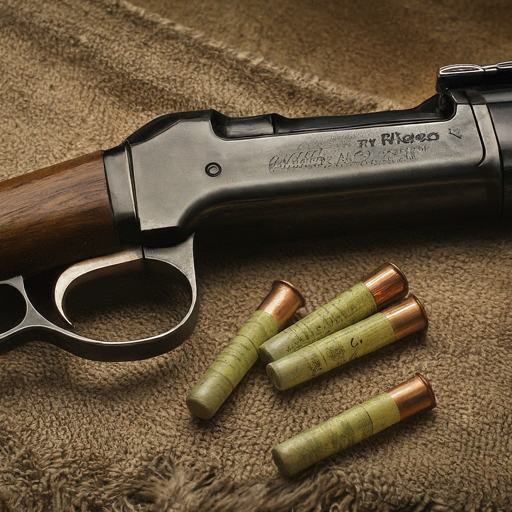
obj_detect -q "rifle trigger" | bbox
[0,236,197,360]
[54,247,144,326]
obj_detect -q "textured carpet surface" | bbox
[1,0,512,510]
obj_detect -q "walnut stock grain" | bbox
[0,151,120,279]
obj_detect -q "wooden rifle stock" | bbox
[0,151,120,279]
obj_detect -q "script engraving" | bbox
[269,139,432,172]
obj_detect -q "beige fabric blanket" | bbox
[1,1,512,510]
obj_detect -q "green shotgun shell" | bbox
[266,295,427,391]
[186,281,305,419]
[272,373,436,478]
[258,263,408,364]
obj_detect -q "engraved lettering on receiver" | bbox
[380,131,440,146]
[268,142,330,171]
[358,139,377,148]
[382,145,430,163]
[269,141,431,172]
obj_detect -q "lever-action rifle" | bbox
[1,62,510,360]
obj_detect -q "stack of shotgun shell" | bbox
[186,263,436,478]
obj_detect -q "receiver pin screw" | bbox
[205,162,222,177]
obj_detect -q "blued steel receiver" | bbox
[0,61,511,360]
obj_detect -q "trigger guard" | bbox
[0,236,199,361]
